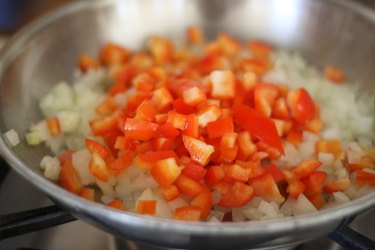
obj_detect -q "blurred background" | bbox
[0,0,74,34]
[0,0,374,36]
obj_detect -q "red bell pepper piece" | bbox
[264,164,286,183]
[59,159,82,194]
[107,199,126,210]
[174,174,204,198]
[174,205,201,221]
[191,189,212,219]
[182,161,207,181]
[123,118,159,141]
[151,158,182,187]
[137,200,157,215]
[250,173,284,204]
[218,182,254,208]
[182,135,215,166]
[287,88,316,124]
[233,104,284,154]
[206,117,234,139]
[302,171,327,196]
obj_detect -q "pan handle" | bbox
[329,224,375,250]
[0,205,76,241]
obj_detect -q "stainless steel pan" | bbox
[0,0,375,249]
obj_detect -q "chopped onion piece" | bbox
[294,194,317,215]
[3,129,20,147]
[333,192,350,204]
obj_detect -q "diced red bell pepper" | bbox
[253,84,279,117]
[107,199,126,210]
[151,87,174,111]
[135,101,157,122]
[158,123,180,139]
[79,187,95,201]
[248,41,272,58]
[187,26,203,45]
[293,159,322,179]
[250,173,284,203]
[148,36,173,64]
[108,151,133,176]
[233,104,284,154]
[123,118,159,141]
[151,137,174,151]
[206,117,234,139]
[286,128,302,145]
[182,161,207,181]
[256,141,281,160]
[58,150,75,166]
[182,135,215,166]
[89,152,110,182]
[59,159,82,194]
[135,141,152,154]
[315,140,342,159]
[240,72,257,91]
[264,164,286,183]
[287,88,316,124]
[218,182,254,208]
[46,117,61,137]
[220,132,238,150]
[159,185,180,201]
[78,54,100,73]
[286,179,305,198]
[174,174,204,198]
[236,161,266,180]
[85,138,111,159]
[306,192,327,209]
[172,98,196,115]
[90,113,119,137]
[134,150,179,170]
[324,66,344,84]
[137,200,157,215]
[272,97,290,119]
[174,205,201,221]
[96,97,116,116]
[217,33,241,56]
[356,171,375,187]
[225,164,250,183]
[323,178,350,194]
[133,73,155,92]
[151,157,182,187]
[114,136,136,151]
[240,58,270,76]
[204,165,225,186]
[197,105,221,127]
[302,171,327,196]
[273,119,292,137]
[210,70,236,99]
[100,43,130,66]
[237,131,257,159]
[305,119,323,134]
[212,180,232,194]
[191,189,212,219]
[183,114,199,138]
[219,144,239,163]
[182,86,207,106]
[167,111,188,130]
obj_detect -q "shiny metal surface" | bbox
[0,0,374,249]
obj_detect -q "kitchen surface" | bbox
[0,0,375,249]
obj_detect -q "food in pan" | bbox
[25,27,375,221]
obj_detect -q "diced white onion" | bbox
[3,129,20,147]
[294,194,317,215]
[72,149,95,185]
